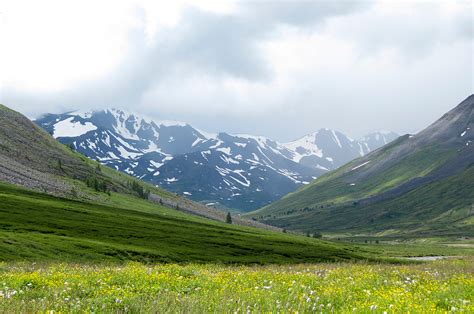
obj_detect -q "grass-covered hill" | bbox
[0,104,377,263]
[0,182,374,263]
[248,95,474,238]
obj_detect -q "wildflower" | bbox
[370,305,377,310]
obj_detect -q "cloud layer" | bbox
[1,0,472,140]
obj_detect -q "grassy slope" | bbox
[0,182,381,264]
[252,140,453,215]
[248,137,473,236]
[258,164,473,236]
[248,97,473,236]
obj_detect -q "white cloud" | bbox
[1,0,472,140]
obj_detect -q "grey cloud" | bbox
[2,1,471,141]
[4,1,373,113]
[330,1,473,58]
[242,0,373,26]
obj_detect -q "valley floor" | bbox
[0,258,472,313]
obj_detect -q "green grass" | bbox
[0,258,472,312]
[248,142,473,238]
[0,182,382,264]
[252,145,456,216]
[258,165,474,238]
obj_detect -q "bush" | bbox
[128,181,150,200]
[85,176,108,193]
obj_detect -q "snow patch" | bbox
[351,160,370,171]
[331,130,342,148]
[283,132,323,162]
[150,161,164,168]
[192,137,203,147]
[221,155,239,165]
[216,147,231,155]
[54,117,97,138]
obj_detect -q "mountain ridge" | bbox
[247,95,474,237]
[35,108,398,211]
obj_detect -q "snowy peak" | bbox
[359,131,400,152]
[35,108,398,211]
[282,128,398,171]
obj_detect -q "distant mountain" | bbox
[248,95,474,237]
[282,129,399,171]
[35,109,398,211]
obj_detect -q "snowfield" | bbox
[53,117,97,138]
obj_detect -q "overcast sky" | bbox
[0,0,472,141]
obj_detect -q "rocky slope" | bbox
[248,95,474,237]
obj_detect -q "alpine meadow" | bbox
[0,0,473,313]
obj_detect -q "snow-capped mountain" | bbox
[35,109,398,211]
[146,133,323,211]
[282,129,400,171]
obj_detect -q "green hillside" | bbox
[0,182,376,263]
[248,95,474,237]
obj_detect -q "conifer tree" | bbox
[226,212,232,224]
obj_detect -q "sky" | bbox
[0,0,472,141]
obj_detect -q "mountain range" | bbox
[35,109,398,211]
[248,95,474,238]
